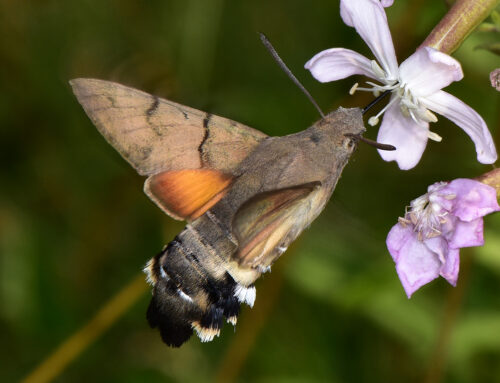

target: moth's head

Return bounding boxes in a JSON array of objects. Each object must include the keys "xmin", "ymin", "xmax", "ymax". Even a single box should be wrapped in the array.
[
  {"xmin": 315, "ymin": 107, "xmax": 365, "ymax": 153},
  {"xmin": 318, "ymin": 106, "xmax": 396, "ymax": 153},
  {"xmin": 323, "ymin": 106, "xmax": 365, "ymax": 134}
]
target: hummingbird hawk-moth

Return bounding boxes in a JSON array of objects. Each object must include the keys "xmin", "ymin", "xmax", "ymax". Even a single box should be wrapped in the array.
[{"xmin": 70, "ymin": 78, "xmax": 366, "ymax": 347}]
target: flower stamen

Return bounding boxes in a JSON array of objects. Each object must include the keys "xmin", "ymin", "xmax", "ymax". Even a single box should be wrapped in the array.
[
  {"xmin": 427, "ymin": 131, "xmax": 442, "ymax": 142},
  {"xmin": 400, "ymin": 183, "xmax": 459, "ymax": 241},
  {"xmin": 350, "ymin": 76, "xmax": 441, "ymax": 134},
  {"xmin": 349, "ymin": 83, "xmax": 359, "ymax": 95},
  {"xmin": 408, "ymin": 206, "xmax": 445, "ymax": 240},
  {"xmin": 368, "ymin": 95, "xmax": 399, "ymax": 126}
]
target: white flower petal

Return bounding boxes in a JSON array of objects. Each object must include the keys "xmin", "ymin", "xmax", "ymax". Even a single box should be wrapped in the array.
[
  {"xmin": 399, "ymin": 47, "xmax": 463, "ymax": 97},
  {"xmin": 376, "ymin": 100, "xmax": 429, "ymax": 170},
  {"xmin": 305, "ymin": 48, "xmax": 376, "ymax": 82},
  {"xmin": 422, "ymin": 91, "xmax": 498, "ymax": 164},
  {"xmin": 340, "ymin": 0, "xmax": 398, "ymax": 81},
  {"xmin": 380, "ymin": 0, "xmax": 394, "ymax": 6}
]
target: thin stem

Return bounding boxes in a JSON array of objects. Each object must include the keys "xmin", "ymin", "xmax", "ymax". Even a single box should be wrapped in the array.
[
  {"xmin": 21, "ymin": 274, "xmax": 148, "ymax": 383},
  {"xmin": 421, "ymin": 0, "xmax": 500, "ymax": 54},
  {"xmin": 423, "ymin": 249, "xmax": 473, "ymax": 383},
  {"xmin": 476, "ymin": 168, "xmax": 500, "ymax": 197}
]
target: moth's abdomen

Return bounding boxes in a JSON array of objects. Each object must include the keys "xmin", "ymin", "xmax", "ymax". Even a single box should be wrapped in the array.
[{"xmin": 145, "ymin": 220, "xmax": 255, "ymax": 347}]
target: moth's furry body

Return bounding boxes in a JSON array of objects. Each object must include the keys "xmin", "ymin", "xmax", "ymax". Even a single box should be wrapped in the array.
[
  {"xmin": 70, "ymin": 79, "xmax": 365, "ymax": 347},
  {"xmin": 145, "ymin": 109, "xmax": 364, "ymax": 345}
]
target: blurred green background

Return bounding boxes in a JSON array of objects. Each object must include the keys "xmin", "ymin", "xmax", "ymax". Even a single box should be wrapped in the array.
[{"xmin": 1, "ymin": 0, "xmax": 500, "ymax": 382}]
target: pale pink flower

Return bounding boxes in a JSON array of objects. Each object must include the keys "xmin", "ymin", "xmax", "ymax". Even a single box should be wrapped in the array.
[
  {"xmin": 387, "ymin": 179, "xmax": 499, "ymax": 297},
  {"xmin": 491, "ymin": 68, "xmax": 500, "ymax": 91},
  {"xmin": 305, "ymin": 0, "xmax": 497, "ymax": 170}
]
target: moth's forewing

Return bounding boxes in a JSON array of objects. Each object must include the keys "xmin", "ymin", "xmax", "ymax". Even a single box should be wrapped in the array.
[{"xmin": 70, "ymin": 78, "xmax": 267, "ymax": 220}]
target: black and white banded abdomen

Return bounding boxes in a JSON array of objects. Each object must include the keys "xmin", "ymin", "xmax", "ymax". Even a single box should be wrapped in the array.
[{"xmin": 144, "ymin": 214, "xmax": 257, "ymax": 347}]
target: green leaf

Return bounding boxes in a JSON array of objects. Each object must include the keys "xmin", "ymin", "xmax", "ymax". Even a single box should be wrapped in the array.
[{"xmin": 474, "ymin": 42, "xmax": 500, "ymax": 55}]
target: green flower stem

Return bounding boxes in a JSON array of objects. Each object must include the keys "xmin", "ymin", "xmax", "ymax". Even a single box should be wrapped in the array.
[
  {"xmin": 21, "ymin": 274, "xmax": 148, "ymax": 383},
  {"xmin": 477, "ymin": 168, "xmax": 500, "ymax": 198},
  {"xmin": 421, "ymin": 0, "xmax": 500, "ymax": 54}
]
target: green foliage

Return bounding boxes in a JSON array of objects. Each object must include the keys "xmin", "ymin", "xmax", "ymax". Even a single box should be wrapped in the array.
[
  {"xmin": 476, "ymin": 8, "xmax": 500, "ymax": 55},
  {"xmin": 0, "ymin": 0, "xmax": 499, "ymax": 382}
]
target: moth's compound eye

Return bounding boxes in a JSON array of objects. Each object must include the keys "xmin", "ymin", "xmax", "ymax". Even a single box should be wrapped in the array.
[{"xmin": 343, "ymin": 137, "xmax": 357, "ymax": 151}]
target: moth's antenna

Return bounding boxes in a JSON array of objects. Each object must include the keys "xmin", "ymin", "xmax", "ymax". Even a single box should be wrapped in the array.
[
  {"xmin": 362, "ymin": 90, "xmax": 391, "ymax": 115},
  {"xmin": 260, "ymin": 33, "xmax": 326, "ymax": 119}
]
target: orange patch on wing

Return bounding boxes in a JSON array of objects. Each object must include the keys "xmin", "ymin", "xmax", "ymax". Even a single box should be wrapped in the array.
[{"xmin": 145, "ymin": 169, "xmax": 233, "ymax": 221}]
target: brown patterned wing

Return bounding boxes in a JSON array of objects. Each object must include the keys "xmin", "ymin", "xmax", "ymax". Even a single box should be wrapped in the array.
[
  {"xmin": 70, "ymin": 78, "xmax": 268, "ymax": 220},
  {"xmin": 70, "ymin": 79, "xmax": 267, "ymax": 176}
]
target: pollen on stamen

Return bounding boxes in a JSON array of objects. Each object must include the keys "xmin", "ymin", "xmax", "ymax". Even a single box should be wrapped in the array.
[
  {"xmin": 427, "ymin": 231, "xmax": 441, "ymax": 239},
  {"xmin": 425, "ymin": 110, "xmax": 438, "ymax": 123},
  {"xmin": 398, "ymin": 216, "xmax": 410, "ymax": 227},
  {"xmin": 409, "ymin": 212, "xmax": 419, "ymax": 226},
  {"xmin": 427, "ymin": 131, "xmax": 442, "ymax": 142},
  {"xmin": 368, "ymin": 116, "xmax": 379, "ymax": 126},
  {"xmin": 349, "ymin": 83, "xmax": 359, "ymax": 95}
]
